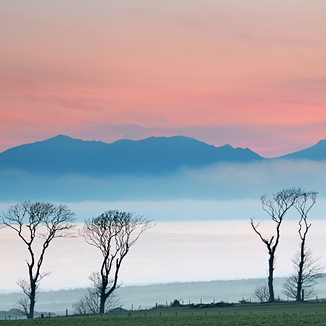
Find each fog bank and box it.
[0,160,326,202]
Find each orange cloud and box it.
[1,1,326,155]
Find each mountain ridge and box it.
[0,135,263,175]
[1,135,326,177]
[1,135,326,202]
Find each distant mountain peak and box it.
[45,134,74,142]
[277,139,326,161]
[54,134,71,139]
[316,139,326,145]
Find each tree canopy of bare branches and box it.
[72,274,120,315]
[80,210,154,314]
[0,201,76,319]
[283,248,324,301]
[283,190,324,301]
[253,284,269,303]
[250,188,303,302]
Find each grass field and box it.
[2,302,326,325]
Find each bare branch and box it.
[284,190,320,301]
[253,284,269,303]
[72,282,120,315]
[80,210,154,314]
[283,248,325,301]
[1,201,76,319]
[16,297,29,317]
[251,188,303,302]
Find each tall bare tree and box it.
[80,210,153,314]
[250,188,302,302]
[294,191,316,301]
[283,191,324,301]
[0,202,76,318]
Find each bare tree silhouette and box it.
[283,190,324,301]
[0,202,76,318]
[72,275,120,315]
[253,284,269,303]
[80,210,153,314]
[283,249,324,301]
[251,188,302,302]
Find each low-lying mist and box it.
[0,159,325,204]
[1,158,326,301]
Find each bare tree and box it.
[73,289,101,315]
[283,248,324,301]
[16,296,29,317]
[250,188,302,302]
[253,284,269,303]
[0,202,76,318]
[72,276,120,315]
[80,210,153,314]
[15,277,44,317]
[282,190,324,301]
[291,190,319,301]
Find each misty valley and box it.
[1,136,326,318]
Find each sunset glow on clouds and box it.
[1,1,326,157]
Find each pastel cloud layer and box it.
[1,1,326,157]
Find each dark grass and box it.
[2,302,326,325]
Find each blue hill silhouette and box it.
[277,139,326,161]
[0,135,263,175]
[1,136,326,202]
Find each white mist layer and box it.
[1,159,326,202]
[0,220,326,292]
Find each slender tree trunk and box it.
[268,252,275,302]
[29,280,36,319]
[99,275,108,314]
[296,240,305,301]
[99,293,105,314]
[99,280,117,313]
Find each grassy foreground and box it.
[2,302,326,325]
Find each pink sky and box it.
[1,1,326,157]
